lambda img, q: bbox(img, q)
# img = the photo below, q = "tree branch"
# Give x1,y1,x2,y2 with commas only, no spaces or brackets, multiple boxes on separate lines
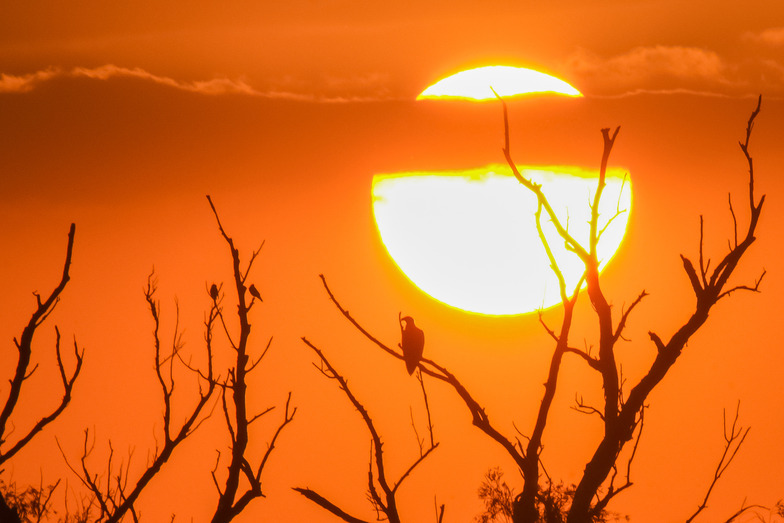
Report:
301,337,439,523
495,92,589,262
612,291,649,344
57,273,218,522
569,98,766,522
685,403,750,523
318,275,524,472
1,223,80,466
302,339,394,502
207,196,294,522
292,488,369,523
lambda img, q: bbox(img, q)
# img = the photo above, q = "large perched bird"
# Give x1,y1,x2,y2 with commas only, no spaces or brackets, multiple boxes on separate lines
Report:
399,314,424,375
209,283,219,301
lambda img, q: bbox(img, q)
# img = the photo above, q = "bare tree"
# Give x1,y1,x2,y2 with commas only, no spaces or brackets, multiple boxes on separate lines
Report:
1,224,84,520
206,196,296,523
52,198,294,522
558,96,764,523
295,337,440,523
312,275,612,521
312,97,766,522
58,271,217,522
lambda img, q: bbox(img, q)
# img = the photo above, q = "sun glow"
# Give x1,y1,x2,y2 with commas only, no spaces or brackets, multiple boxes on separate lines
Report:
417,66,582,101
372,166,631,315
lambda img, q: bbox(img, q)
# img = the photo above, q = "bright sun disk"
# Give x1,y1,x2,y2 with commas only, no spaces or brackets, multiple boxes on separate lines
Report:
372,166,631,315
417,65,582,101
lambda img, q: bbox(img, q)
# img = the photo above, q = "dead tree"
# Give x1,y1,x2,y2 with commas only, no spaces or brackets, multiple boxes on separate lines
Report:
491,98,638,523
295,337,440,523
58,271,217,522
541,97,763,523
54,198,293,522
315,97,766,522
1,224,83,519
206,196,296,523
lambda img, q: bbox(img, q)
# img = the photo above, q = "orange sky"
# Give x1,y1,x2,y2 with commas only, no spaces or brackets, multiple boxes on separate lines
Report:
2,2,784,521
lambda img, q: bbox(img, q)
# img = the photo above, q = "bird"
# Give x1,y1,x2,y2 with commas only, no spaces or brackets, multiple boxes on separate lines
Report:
249,284,262,302
209,283,219,300
399,314,424,375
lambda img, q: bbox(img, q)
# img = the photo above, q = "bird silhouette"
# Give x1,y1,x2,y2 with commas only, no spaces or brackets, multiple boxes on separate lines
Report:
399,314,424,375
249,284,262,301
209,283,219,300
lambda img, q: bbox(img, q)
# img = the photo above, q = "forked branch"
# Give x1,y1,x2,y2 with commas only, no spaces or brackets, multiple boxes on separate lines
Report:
299,337,439,523
317,274,524,471
59,274,217,522
495,92,588,261
207,196,295,523
1,223,83,467
685,403,750,523
568,96,766,522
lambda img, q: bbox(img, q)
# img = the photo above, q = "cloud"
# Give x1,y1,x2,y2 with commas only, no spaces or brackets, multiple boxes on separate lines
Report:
564,46,734,96
0,64,399,102
568,45,726,83
71,65,261,96
0,68,60,93
744,27,784,46
587,88,737,100
0,65,262,96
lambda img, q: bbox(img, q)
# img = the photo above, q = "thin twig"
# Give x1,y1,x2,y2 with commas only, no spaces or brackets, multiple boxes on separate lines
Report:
685,403,750,523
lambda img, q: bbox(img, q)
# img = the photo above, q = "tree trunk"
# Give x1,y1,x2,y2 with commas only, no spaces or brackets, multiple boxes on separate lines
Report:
513,492,540,523
0,493,21,523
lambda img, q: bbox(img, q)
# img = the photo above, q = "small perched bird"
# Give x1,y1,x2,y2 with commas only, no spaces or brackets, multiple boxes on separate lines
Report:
399,314,424,375
209,284,219,300
249,284,262,302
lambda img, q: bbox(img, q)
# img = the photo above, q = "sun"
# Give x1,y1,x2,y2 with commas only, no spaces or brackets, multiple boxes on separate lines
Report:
372,166,631,315
417,65,582,101
373,65,624,315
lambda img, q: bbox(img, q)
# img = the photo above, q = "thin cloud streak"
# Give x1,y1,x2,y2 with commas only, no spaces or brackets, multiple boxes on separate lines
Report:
563,44,784,98
744,27,784,46
584,88,760,100
0,64,400,102
72,65,259,95
3,54,775,101
566,45,729,87
0,68,60,93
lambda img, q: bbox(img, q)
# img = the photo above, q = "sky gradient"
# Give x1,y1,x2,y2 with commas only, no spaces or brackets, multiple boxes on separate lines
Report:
2,2,784,521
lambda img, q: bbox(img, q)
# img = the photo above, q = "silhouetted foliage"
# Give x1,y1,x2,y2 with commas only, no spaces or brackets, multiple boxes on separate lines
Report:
476,468,514,523
0,477,92,523
0,477,57,522
475,468,622,523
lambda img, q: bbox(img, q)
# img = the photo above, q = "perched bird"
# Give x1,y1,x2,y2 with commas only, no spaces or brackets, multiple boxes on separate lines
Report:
249,284,262,302
399,315,424,375
209,283,219,300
